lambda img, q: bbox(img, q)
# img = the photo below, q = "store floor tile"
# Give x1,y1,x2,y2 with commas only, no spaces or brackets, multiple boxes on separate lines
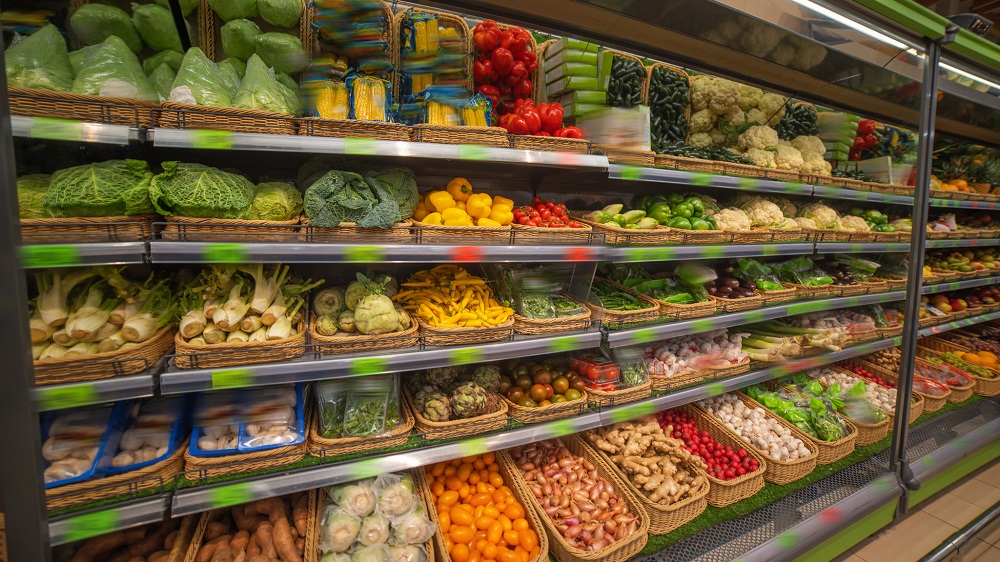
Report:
950,538,1000,561
973,460,1000,488
950,477,1000,510
919,492,986,528
851,510,958,562
973,517,1000,546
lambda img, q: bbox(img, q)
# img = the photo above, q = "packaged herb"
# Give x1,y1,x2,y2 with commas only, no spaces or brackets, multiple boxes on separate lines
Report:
343,377,391,437
315,380,348,438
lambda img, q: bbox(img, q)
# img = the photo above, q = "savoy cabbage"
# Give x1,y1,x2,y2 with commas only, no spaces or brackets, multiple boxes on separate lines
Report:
43,160,154,217
149,162,255,218
304,171,376,227
17,175,52,219
250,182,303,221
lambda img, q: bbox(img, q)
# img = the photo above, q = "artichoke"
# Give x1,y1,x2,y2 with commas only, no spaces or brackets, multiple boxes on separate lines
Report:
355,293,399,335
406,372,426,393
422,367,461,388
338,310,356,333
421,392,451,422
412,385,439,410
471,365,502,393
316,314,339,336
450,382,489,419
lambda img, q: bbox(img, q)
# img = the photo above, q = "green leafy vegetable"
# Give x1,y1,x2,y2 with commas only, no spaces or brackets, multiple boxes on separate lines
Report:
149,162,255,218
304,171,377,227
43,160,153,217
221,58,247,78
5,25,75,92
258,0,303,28
143,51,185,77
249,181,303,221
69,4,142,54
254,32,308,74
131,3,186,53
170,48,232,107
71,36,157,101
210,0,260,21
149,63,176,102
233,54,300,115
17,175,51,219
217,59,243,96
221,18,261,61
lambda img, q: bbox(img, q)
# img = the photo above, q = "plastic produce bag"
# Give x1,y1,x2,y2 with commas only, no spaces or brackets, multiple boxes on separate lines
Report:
216,59,242,96
358,513,391,546
374,473,416,517
319,505,362,553
389,504,435,546
327,479,376,517
143,50,185,75
149,63,176,102
155,0,198,16
72,36,157,101
255,32,308,74
388,545,427,562
834,254,880,282
221,18,261,61
351,545,391,562
259,0,303,28
233,54,300,115
69,4,142,54
315,379,348,438
734,258,785,291
169,48,232,107
131,3,186,53
210,0,259,21
342,377,390,437
221,57,247,78
5,25,75,92
772,256,834,286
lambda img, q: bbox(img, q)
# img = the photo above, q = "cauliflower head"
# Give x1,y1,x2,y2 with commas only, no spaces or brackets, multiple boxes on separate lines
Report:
688,132,714,148
741,198,784,227
800,152,833,176
758,93,787,126
799,202,840,229
791,135,824,155
714,208,751,231
708,127,728,146
689,108,717,133
719,108,746,135
794,217,818,229
768,196,797,218
773,218,799,230
690,78,713,112
743,147,777,168
708,78,741,115
774,145,805,171
746,108,766,126
738,84,764,112
738,125,779,151
840,215,872,232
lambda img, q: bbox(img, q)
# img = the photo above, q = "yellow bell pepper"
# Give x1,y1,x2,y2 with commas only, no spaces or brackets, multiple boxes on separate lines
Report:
442,207,468,222
489,203,514,225
427,190,456,212
477,217,502,227
466,193,493,219
455,201,467,211
422,212,443,225
493,195,515,209
412,202,429,221
446,177,473,202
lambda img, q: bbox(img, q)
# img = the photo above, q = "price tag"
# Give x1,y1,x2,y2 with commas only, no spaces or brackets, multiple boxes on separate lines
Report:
37,383,97,411
850,244,865,253
32,117,83,141
343,245,384,262
563,247,596,262
450,347,484,366
760,244,781,256
350,458,384,480
874,476,897,492
209,482,253,509
846,297,861,307
787,300,829,315
450,246,484,263
705,382,725,396
743,310,767,323
691,318,714,333
546,419,577,438
775,530,800,549
190,129,234,149
549,335,581,353
20,245,80,268
619,165,643,180
344,137,377,155
785,181,806,194
892,336,903,345
64,509,120,543
203,243,248,263
458,144,489,161
211,368,254,390
738,177,758,190
458,438,487,457
701,246,725,258
630,328,658,345
351,357,388,376
609,400,657,423
691,172,712,187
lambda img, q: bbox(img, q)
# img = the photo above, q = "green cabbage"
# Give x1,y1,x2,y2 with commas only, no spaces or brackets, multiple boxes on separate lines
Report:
69,47,93,75
364,167,419,221
221,58,247,78
149,63,177,102
155,0,198,16
250,182,304,220
304,171,376,227
131,3,184,53
170,48,232,107
221,19,261,61
217,60,243,96
17,175,52,219
254,32,307,74
258,0,303,28
143,51,185,75
69,4,142,54
71,36,157,101
210,0,259,21
233,54,299,115
43,160,154,217
275,72,297,91
150,162,255,218
5,25,75,92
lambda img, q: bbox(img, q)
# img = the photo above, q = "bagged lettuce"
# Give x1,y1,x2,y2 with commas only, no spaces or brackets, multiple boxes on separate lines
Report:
131,3,185,53
149,63,177,102
69,4,142,54
5,25,75,92
143,51,185,75
210,0,259,21
71,36,157,101
217,60,243,96
169,48,232,107
233,54,300,115
220,58,247,78
255,32,308,74
155,0,198,16
275,72,297,91
259,0,303,28
221,18,261,61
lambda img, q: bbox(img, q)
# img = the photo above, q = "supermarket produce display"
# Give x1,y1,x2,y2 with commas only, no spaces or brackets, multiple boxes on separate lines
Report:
6,1,1000,561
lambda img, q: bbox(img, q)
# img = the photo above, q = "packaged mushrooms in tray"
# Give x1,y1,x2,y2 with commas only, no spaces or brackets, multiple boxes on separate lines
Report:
107,396,187,474
41,402,125,487
189,384,304,457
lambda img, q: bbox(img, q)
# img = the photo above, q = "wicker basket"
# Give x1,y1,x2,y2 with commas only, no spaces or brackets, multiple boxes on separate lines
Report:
34,326,175,385
848,329,880,345
417,317,514,346
860,279,890,294
658,228,731,244
874,274,907,290
500,437,649,562
838,358,924,424
585,279,663,325
45,442,186,511
569,212,679,245
694,393,819,485
599,148,655,166
837,283,869,297
656,297,718,321
172,322,305,369
749,387,858,464
415,223,512,245
511,222,597,245
674,404,767,507
513,297,593,335
786,283,837,299
650,370,701,393
580,432,709,534
654,154,729,174
856,357,949,412
757,228,809,243
8,87,155,127
699,357,752,380
873,231,909,243
585,380,651,408
417,455,548,562
298,117,413,140
404,387,508,440
309,314,419,355
183,441,308,479
159,216,303,242
918,339,1000,397
822,366,892,445
306,403,414,456
760,283,798,305
411,124,509,146
878,324,904,339
712,292,763,313
156,103,298,135
304,218,416,243
394,8,473,99
202,0,313,61
502,390,591,424
509,135,591,153
21,215,156,244
916,346,976,402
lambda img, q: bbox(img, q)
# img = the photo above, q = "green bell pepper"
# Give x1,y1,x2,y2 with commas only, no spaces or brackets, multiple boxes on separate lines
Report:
847,207,865,217
667,216,692,229
647,203,672,224
667,193,685,205
672,203,694,219
863,210,888,225
635,195,652,210
684,197,705,216
690,217,711,230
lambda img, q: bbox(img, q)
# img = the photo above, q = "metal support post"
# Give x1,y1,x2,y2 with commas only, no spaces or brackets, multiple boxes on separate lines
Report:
890,25,958,517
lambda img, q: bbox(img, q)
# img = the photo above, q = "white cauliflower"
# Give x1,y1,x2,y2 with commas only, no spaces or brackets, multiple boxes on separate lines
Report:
742,198,784,227
798,202,841,229
773,218,799,230
768,196,797,218
758,93,787,126
743,147,777,168
714,208,751,231
709,78,741,115
738,125,779,151
708,127,728,146
738,84,764,111
740,22,782,57
800,152,833,176
690,78,713,112
794,217,818,229
791,135,825,155
774,145,805,171
689,108,717,133
840,215,872,232
688,132,714,148
746,108,767,126
719,108,746,135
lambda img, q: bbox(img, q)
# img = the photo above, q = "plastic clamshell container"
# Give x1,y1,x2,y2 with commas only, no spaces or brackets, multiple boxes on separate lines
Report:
188,384,304,457
42,401,130,489
237,384,305,453
104,396,188,476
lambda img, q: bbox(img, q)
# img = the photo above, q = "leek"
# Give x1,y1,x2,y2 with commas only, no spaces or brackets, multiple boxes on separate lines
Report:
98,331,127,353
39,342,69,360
202,324,225,344
267,298,303,340
226,330,249,343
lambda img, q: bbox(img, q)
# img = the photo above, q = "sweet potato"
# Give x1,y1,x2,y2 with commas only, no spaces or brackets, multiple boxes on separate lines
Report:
247,534,260,556
255,522,277,559
291,495,308,537
230,530,250,553
233,552,246,562
271,517,301,562
205,521,231,541
109,523,174,562
126,557,144,562
246,555,275,562
148,551,170,562
245,497,289,523
71,528,146,562
195,535,233,562
211,540,234,562
164,530,179,550
294,538,304,553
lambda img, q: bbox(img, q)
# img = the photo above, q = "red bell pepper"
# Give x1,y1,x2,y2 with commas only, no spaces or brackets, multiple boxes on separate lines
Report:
514,98,534,110
505,115,531,135
473,21,500,53
517,50,537,74
539,102,563,133
476,85,500,112
513,78,533,98
508,60,527,80
497,99,516,116
491,47,514,75
857,119,876,136
497,82,512,97
863,133,878,148
500,28,528,53
473,59,494,84
534,131,551,136
517,106,542,134
555,126,583,139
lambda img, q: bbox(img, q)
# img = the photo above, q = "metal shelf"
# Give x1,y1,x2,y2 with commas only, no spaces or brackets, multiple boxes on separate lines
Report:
918,311,1000,336
18,242,147,269
608,164,811,195
816,242,911,254
48,495,168,546
10,116,140,145
34,375,155,412
920,276,1000,294
606,243,815,262
810,185,915,205
927,239,1000,249
929,198,1000,210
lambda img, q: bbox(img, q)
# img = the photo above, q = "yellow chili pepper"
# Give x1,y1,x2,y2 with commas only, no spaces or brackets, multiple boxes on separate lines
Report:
446,177,473,202
477,217,501,227
493,195,515,209
422,212,443,225
412,201,429,221
489,203,514,225
427,191,456,212
466,193,493,219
